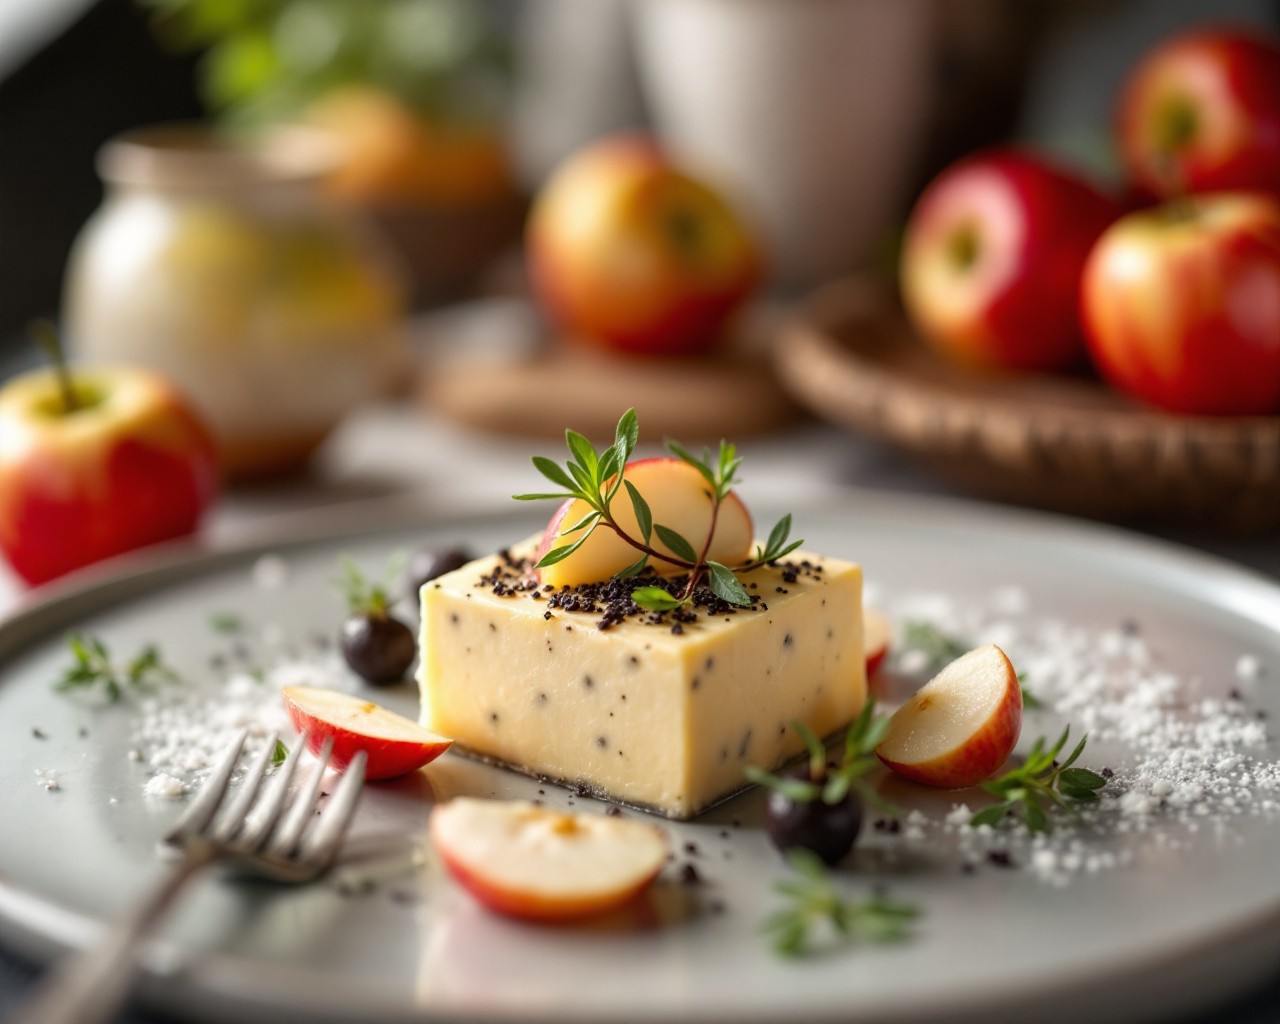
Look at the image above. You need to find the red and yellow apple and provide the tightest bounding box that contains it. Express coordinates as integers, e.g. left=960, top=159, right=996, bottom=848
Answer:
left=1117, top=28, right=1280, bottom=200
left=536, top=456, right=753, bottom=588
left=863, top=608, right=892, bottom=677
left=1080, top=191, right=1280, bottom=415
left=430, top=798, right=668, bottom=922
left=526, top=133, right=763, bottom=357
left=0, top=366, right=219, bottom=586
left=282, top=685, right=452, bottom=781
left=875, top=644, right=1022, bottom=789
left=900, top=149, right=1119, bottom=373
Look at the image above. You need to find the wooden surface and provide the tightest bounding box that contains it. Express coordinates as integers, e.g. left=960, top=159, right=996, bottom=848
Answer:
left=420, top=317, right=799, bottom=444
left=776, top=277, right=1280, bottom=534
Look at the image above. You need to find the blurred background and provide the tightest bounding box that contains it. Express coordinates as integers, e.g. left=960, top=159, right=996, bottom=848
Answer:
left=2, top=0, right=1275, bottom=353
left=1, top=0, right=1279, bottom=542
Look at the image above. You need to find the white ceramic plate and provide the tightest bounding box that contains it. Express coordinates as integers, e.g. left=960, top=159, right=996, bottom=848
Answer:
left=2, top=492, right=1280, bottom=1024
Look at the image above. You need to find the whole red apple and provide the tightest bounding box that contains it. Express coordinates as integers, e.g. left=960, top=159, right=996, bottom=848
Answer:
left=526, top=133, right=763, bottom=357
left=1080, top=192, right=1280, bottom=415
left=900, top=149, right=1119, bottom=373
left=0, top=365, right=219, bottom=585
left=1117, top=28, right=1280, bottom=200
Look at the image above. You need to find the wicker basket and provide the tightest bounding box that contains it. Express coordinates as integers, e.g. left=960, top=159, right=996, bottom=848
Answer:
left=776, top=277, right=1280, bottom=534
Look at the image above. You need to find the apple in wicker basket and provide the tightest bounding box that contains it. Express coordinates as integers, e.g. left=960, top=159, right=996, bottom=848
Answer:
left=1117, top=27, right=1280, bottom=201
left=1080, top=192, right=1280, bottom=416
left=899, top=149, right=1119, bottom=373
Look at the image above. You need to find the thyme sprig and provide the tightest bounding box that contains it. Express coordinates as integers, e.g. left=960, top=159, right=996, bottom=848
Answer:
left=969, top=727, right=1107, bottom=833
left=899, top=620, right=969, bottom=673
left=55, top=634, right=179, bottom=702
left=763, top=849, right=919, bottom=957
left=337, top=553, right=405, bottom=616
left=745, top=700, right=897, bottom=815
left=513, top=409, right=802, bottom=611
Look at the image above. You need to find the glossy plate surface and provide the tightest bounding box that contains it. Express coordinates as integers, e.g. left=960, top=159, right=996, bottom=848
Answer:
left=1, top=492, right=1279, bottom=1024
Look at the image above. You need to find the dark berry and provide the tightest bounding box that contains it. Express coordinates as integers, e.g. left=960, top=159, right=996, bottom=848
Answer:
left=764, top=764, right=862, bottom=865
left=341, top=614, right=416, bottom=685
left=405, top=546, right=472, bottom=604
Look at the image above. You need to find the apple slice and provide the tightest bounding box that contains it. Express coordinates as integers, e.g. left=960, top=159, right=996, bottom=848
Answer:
left=864, top=608, right=891, bottom=676
left=282, top=685, right=452, bottom=781
left=536, top=457, right=753, bottom=588
left=430, top=798, right=669, bottom=922
left=875, top=644, right=1021, bottom=789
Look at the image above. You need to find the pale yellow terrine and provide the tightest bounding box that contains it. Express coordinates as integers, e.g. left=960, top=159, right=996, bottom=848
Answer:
left=418, top=539, right=865, bottom=819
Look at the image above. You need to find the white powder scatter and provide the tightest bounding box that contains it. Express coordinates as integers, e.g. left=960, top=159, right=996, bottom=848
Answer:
left=252, top=555, right=288, bottom=591
left=34, top=769, right=61, bottom=792
left=144, top=773, right=186, bottom=799
left=885, top=587, right=1280, bottom=887
left=130, top=641, right=344, bottom=797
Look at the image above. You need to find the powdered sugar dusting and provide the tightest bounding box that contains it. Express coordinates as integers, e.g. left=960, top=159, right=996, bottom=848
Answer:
left=883, top=585, right=1280, bottom=886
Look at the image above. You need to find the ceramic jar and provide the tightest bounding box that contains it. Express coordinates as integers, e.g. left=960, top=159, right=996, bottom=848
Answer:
left=64, top=124, right=408, bottom=478
left=632, top=0, right=936, bottom=288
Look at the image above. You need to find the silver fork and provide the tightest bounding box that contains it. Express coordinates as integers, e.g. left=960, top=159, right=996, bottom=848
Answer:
left=13, top=728, right=366, bottom=1024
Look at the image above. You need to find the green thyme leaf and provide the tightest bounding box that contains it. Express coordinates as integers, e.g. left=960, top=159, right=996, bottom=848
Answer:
left=565, top=429, right=597, bottom=477
left=271, top=739, right=290, bottom=768
left=615, top=408, right=639, bottom=458
left=969, top=727, right=1104, bottom=833
left=706, top=560, right=751, bottom=606
left=535, top=532, right=592, bottom=568
left=763, top=849, right=919, bottom=958
left=631, top=587, right=685, bottom=612
left=664, top=438, right=717, bottom=490
left=900, top=620, right=970, bottom=673
left=654, top=525, right=698, bottom=564
left=55, top=633, right=180, bottom=702
left=210, top=612, right=242, bottom=634
left=531, top=455, right=579, bottom=494
left=615, top=555, right=651, bottom=579
left=624, top=480, right=653, bottom=544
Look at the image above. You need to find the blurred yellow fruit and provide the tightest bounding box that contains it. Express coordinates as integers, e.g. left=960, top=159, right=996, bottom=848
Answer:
left=306, top=86, right=513, bottom=207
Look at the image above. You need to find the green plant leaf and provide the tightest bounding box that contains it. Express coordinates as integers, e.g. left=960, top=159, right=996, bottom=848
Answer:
left=631, top=587, right=684, bottom=612
left=654, top=525, right=698, bottom=564
left=531, top=456, right=579, bottom=495
left=664, top=438, right=717, bottom=489
left=615, top=556, right=650, bottom=579
left=624, top=480, right=653, bottom=544
left=535, top=532, right=591, bottom=567
left=565, top=429, right=597, bottom=477
left=706, top=560, right=751, bottom=606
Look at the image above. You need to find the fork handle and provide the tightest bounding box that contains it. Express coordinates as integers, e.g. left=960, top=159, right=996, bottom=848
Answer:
left=11, top=843, right=217, bottom=1024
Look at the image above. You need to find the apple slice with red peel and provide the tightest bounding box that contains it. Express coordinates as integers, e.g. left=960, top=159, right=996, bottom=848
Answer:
left=875, top=644, right=1022, bottom=789
left=864, top=608, right=891, bottom=676
left=536, top=456, right=754, bottom=588
left=282, top=685, right=452, bottom=781
left=431, top=798, right=669, bottom=922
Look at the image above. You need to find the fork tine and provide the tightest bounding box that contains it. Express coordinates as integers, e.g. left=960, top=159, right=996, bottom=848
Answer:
left=235, top=730, right=309, bottom=850
left=208, top=732, right=278, bottom=844
left=266, top=737, right=335, bottom=858
left=163, top=728, right=246, bottom=845
left=299, top=750, right=366, bottom=866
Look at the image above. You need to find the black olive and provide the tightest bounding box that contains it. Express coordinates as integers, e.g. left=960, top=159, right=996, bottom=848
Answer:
left=341, top=613, right=416, bottom=685
left=764, top=763, right=863, bottom=865
left=405, top=546, right=472, bottom=604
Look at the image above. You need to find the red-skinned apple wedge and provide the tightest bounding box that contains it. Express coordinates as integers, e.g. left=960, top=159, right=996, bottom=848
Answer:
left=864, top=608, right=892, bottom=676
left=282, top=685, right=452, bottom=780
left=430, top=798, right=668, bottom=922
left=1117, top=28, right=1280, bottom=200
left=527, top=133, right=762, bottom=357
left=536, top=456, right=754, bottom=588
left=0, top=365, right=219, bottom=586
left=875, top=644, right=1022, bottom=789
left=900, top=149, right=1119, bottom=373
left=1080, top=192, right=1280, bottom=415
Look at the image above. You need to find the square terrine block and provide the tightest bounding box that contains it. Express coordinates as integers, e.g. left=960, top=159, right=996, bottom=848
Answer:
left=417, top=540, right=865, bottom=819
